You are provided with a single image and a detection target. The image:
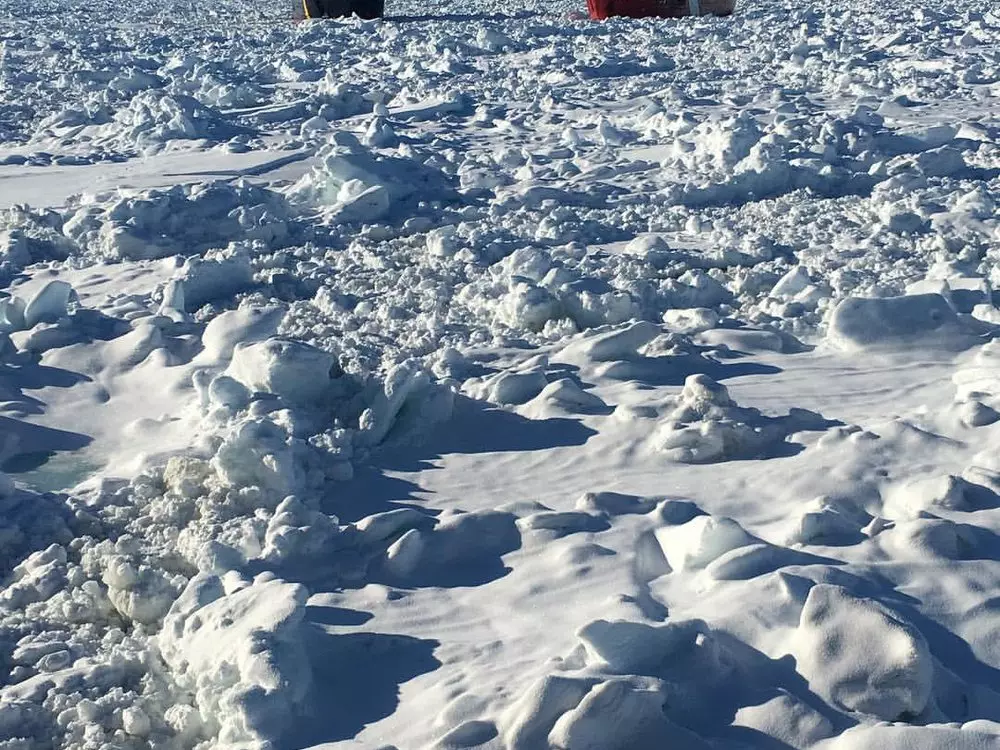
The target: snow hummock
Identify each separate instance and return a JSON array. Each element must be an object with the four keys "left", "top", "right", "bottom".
[
  {"left": 792, "top": 584, "right": 933, "bottom": 720},
  {"left": 158, "top": 574, "right": 311, "bottom": 746}
]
